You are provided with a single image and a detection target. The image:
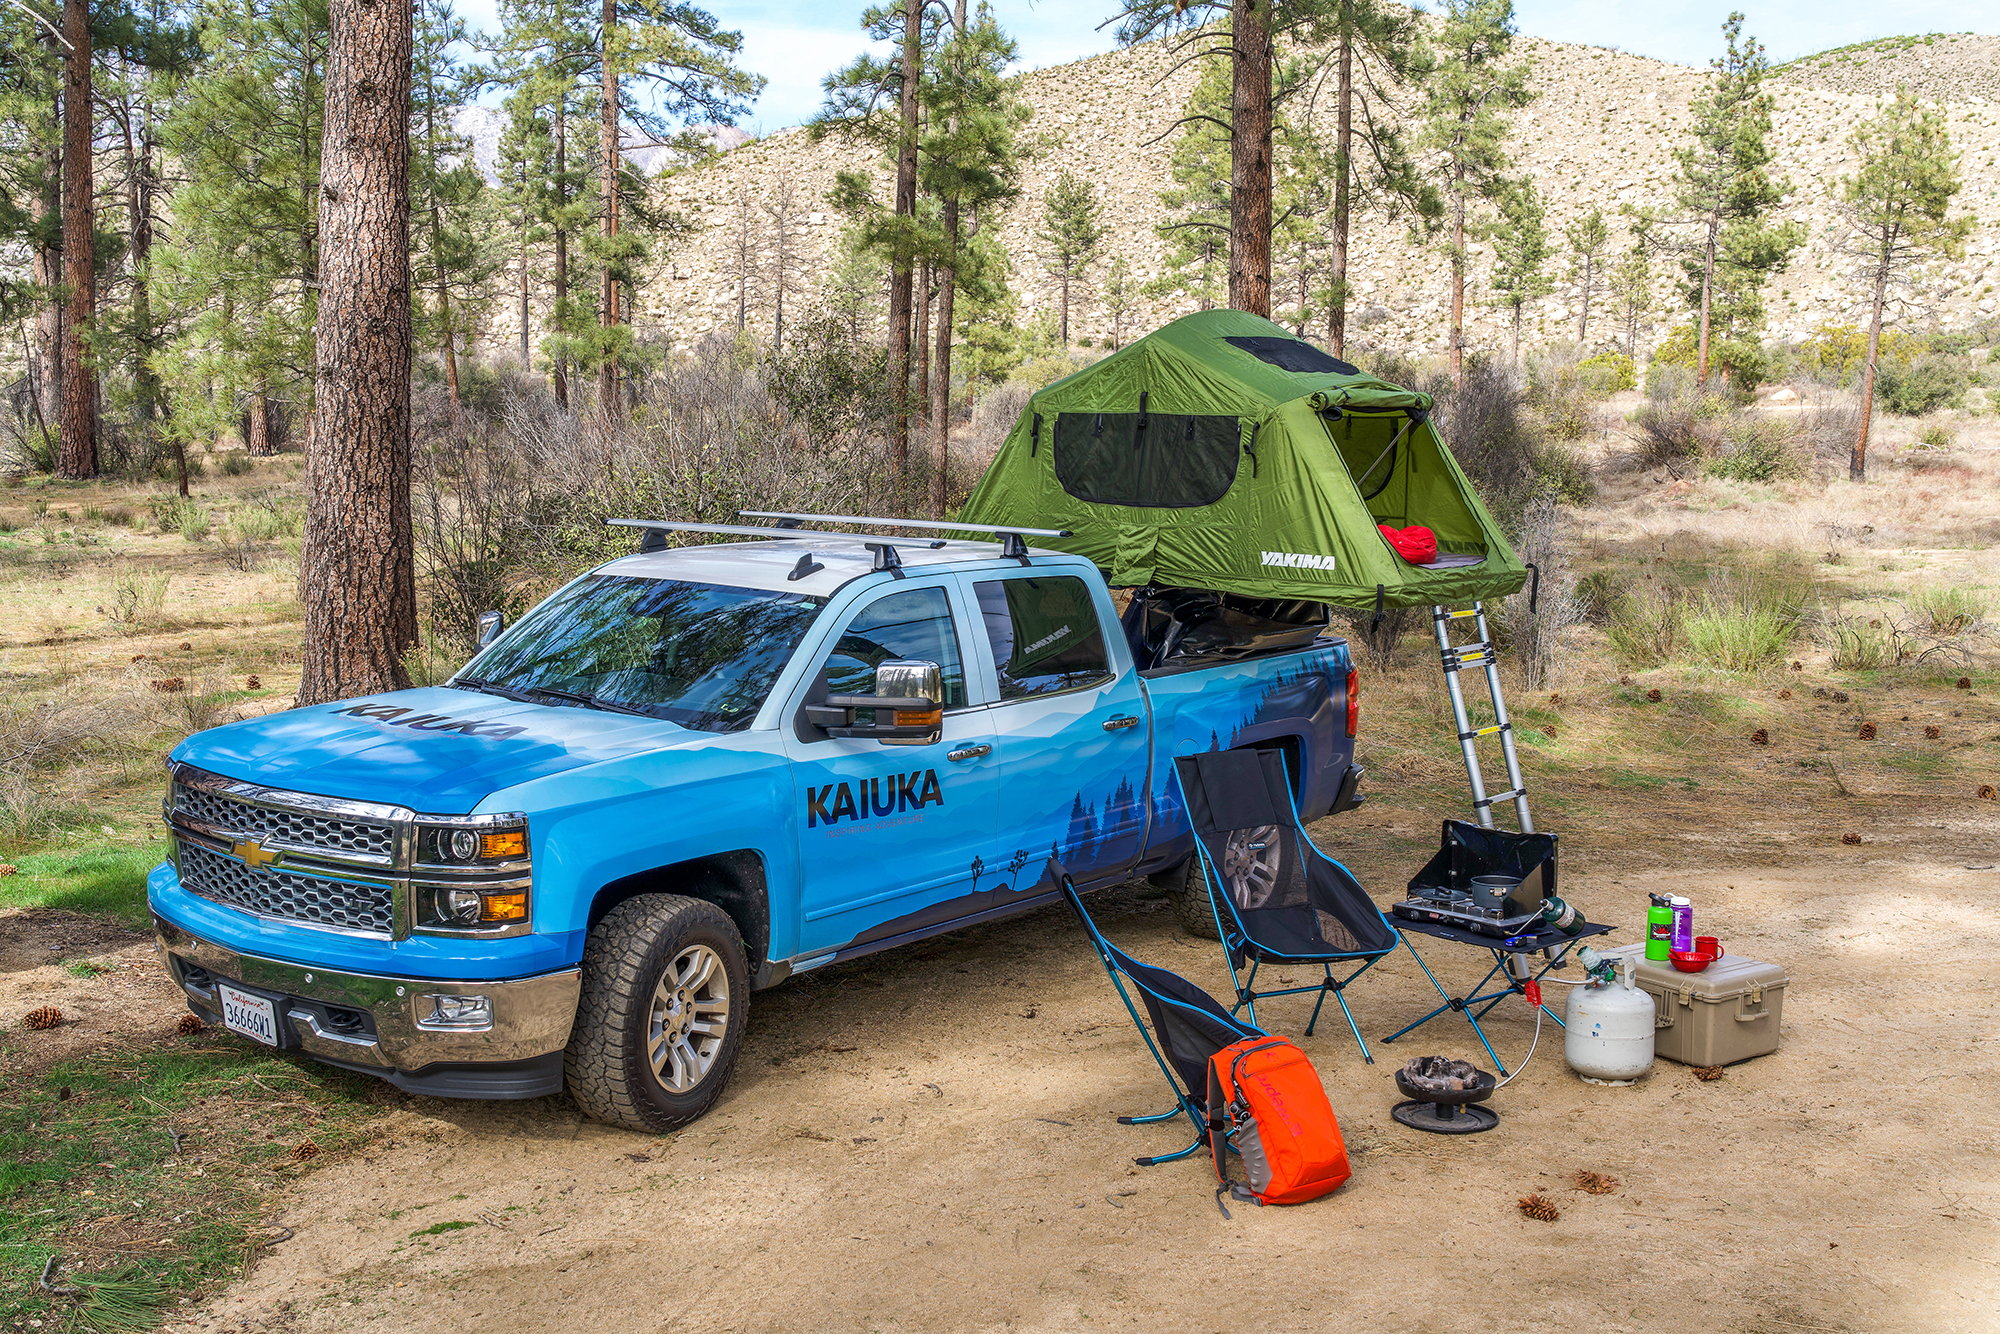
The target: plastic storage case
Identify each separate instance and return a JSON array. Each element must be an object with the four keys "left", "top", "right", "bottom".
[{"left": 1597, "top": 944, "right": 1788, "bottom": 1067}]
